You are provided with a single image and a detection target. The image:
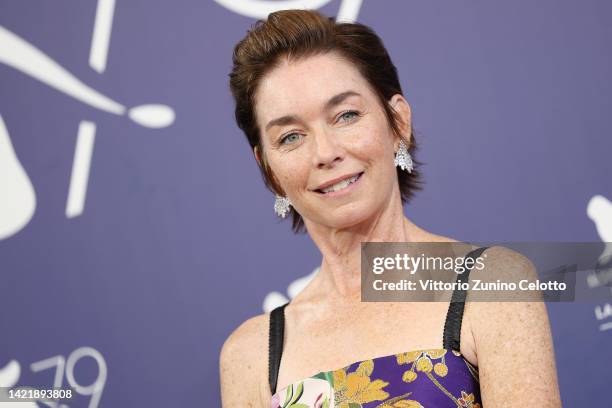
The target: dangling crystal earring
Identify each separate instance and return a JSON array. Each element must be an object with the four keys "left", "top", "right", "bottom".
[
  {"left": 394, "top": 140, "right": 413, "bottom": 173},
  {"left": 274, "top": 195, "right": 292, "bottom": 218}
]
